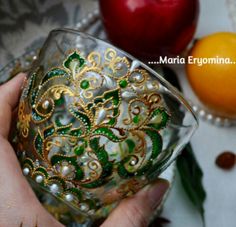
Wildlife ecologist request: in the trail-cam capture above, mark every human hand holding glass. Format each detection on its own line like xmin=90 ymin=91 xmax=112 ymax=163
xmin=0 ymin=73 xmax=169 ymax=226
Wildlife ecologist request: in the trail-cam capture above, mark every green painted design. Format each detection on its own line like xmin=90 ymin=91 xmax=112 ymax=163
xmin=55 ymin=117 xmax=63 ymax=127
xmin=80 ymin=80 xmax=90 ymax=90
xmin=104 ymin=89 xmax=120 ymax=106
xmin=74 ymin=145 xmax=84 ymax=156
xmin=54 ymin=96 xmax=65 ymax=106
xmin=125 ymin=139 xmax=135 ymax=153
xmin=136 ymin=160 xmax=152 ymax=176
xmin=69 ymin=106 xmax=91 ymax=132
xmin=65 ymin=188 xmax=83 ymax=200
xmin=35 ymin=167 xmax=49 ymax=178
xmin=44 ymin=126 xmax=55 ymax=138
xmin=92 ymin=127 xmax=124 ymax=142
xmin=133 ymin=115 xmax=140 ymax=124
xmin=31 ymin=90 xmax=37 ymax=106
xmin=119 ymin=79 xmax=128 ymax=88
xmin=148 ymin=108 xmax=170 ymax=130
xmin=89 ymin=137 xmax=99 ymax=150
xmin=50 ymin=155 xmax=84 ymax=181
xmin=144 ymin=129 xmax=162 ymax=159
xmin=19 ymin=49 xmax=172 ymax=207
xmin=42 ymin=68 xmax=68 ymax=84
xmin=56 ymin=125 xmax=71 ymax=135
xmin=81 ymin=138 xmax=113 ymax=188
xmin=23 ymin=158 xmax=34 ymax=169
xmin=32 ymin=110 xmax=44 ymax=122
xmin=147 ymin=148 xmax=174 ymax=178
xmin=48 ymin=176 xmax=66 ymax=189
xmin=117 ymin=156 xmax=135 ymax=178
xmin=70 ymin=128 xmax=83 ymax=137
xmin=35 ymin=133 xmax=43 ymax=156
xmin=64 ymin=52 xmax=85 ymax=69
xmin=88 ymin=89 xmax=121 ymax=126
xmin=117 ymin=128 xmax=163 ymax=178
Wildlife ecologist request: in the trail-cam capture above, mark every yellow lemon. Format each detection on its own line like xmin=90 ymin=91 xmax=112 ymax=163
xmin=186 ymin=32 xmax=236 ymax=117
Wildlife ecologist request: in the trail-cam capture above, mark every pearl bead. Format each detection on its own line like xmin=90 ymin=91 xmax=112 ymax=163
xmin=35 ymin=175 xmax=43 ymax=183
xmin=130 ymin=160 xmax=137 ymax=166
xmin=35 ymin=160 xmax=40 ymax=167
xmin=192 ymin=105 xmax=198 ymax=112
xmin=23 ymin=167 xmax=30 ymax=176
xmin=141 ymin=176 xmax=146 ymax=181
xmin=207 ymin=114 xmax=213 ymax=122
xmin=88 ymin=209 xmax=95 ymax=215
xmin=215 ymin=117 xmax=222 ymax=126
xmin=79 ymin=203 xmax=89 ymax=212
xmin=61 ymin=166 xmax=71 ymax=176
xmin=50 ymin=183 xmax=59 ymax=194
xmin=130 ymin=60 xmax=140 ymax=72
xmin=199 ymin=110 xmax=206 ymax=118
xmin=65 ymin=193 xmax=74 ymax=202
xmin=42 ymin=100 xmax=50 ymax=109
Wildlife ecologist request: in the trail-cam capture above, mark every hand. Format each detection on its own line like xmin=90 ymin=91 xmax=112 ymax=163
xmin=0 ymin=73 xmax=169 ymax=227
xmin=0 ymin=73 xmax=64 ymax=227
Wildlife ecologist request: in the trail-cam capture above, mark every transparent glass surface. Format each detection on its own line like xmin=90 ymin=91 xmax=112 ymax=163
xmin=15 ymin=28 xmax=198 ymax=226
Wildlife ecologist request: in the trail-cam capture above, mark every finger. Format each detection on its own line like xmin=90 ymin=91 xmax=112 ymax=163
xmin=102 ymin=179 xmax=169 ymax=227
xmin=0 ymin=73 xmax=26 ymax=138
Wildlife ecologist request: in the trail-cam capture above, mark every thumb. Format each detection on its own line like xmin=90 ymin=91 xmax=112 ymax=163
xmin=102 ymin=179 xmax=169 ymax=227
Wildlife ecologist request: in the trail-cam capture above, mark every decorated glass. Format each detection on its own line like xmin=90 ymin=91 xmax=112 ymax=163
xmin=15 ymin=28 xmax=198 ymax=225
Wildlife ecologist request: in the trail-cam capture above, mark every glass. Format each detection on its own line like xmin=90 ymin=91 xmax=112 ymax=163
xmin=15 ymin=28 xmax=198 ymax=226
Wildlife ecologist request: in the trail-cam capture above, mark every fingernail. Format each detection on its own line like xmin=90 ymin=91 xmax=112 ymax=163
xmin=147 ymin=179 xmax=169 ymax=210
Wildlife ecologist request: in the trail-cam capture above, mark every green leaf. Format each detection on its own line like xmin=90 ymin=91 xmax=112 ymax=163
xmin=176 ymin=144 xmax=206 ymax=226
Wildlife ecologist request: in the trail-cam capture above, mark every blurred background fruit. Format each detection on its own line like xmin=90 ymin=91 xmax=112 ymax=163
xmin=99 ymin=0 xmax=199 ymax=60
xmin=186 ymin=32 xmax=236 ymax=118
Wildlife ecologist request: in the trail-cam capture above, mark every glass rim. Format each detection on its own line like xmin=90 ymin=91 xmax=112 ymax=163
xmin=46 ymin=28 xmax=199 ymax=127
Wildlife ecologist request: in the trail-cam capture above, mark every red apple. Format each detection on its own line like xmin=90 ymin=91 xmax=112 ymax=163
xmin=99 ymin=0 xmax=199 ymax=60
